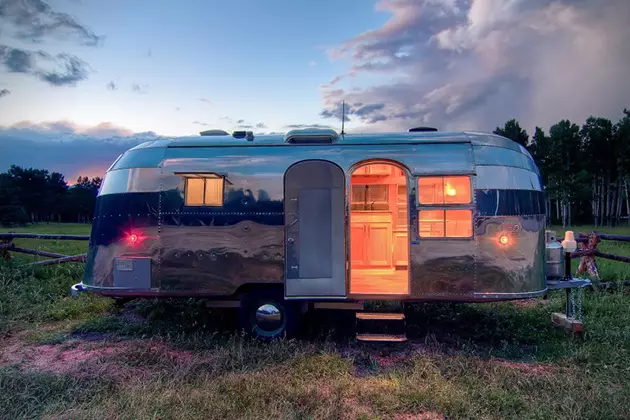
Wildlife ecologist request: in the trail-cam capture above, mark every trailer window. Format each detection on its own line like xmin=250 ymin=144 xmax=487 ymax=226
xmin=184 ymin=175 xmax=224 ymax=206
xmin=419 ymin=209 xmax=472 ymax=238
xmin=418 ymin=176 xmax=471 ymax=205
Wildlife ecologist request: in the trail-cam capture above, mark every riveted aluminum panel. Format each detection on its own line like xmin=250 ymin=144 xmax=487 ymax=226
xmin=475 ymin=166 xmax=542 ymax=191
xmin=473 ymin=145 xmax=539 ymax=174
xmin=112 ymin=257 xmax=152 ymax=289
xmin=474 ymin=215 xmax=546 ymax=295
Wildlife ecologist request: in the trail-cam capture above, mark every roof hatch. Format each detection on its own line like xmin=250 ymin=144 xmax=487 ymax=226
xmin=409 ymin=126 xmax=438 ymax=132
xmin=284 ymin=128 xmax=339 ymax=144
xmin=200 ymin=129 xmax=230 ymax=136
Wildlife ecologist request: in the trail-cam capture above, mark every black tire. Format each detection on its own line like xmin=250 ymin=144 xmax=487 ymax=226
xmin=239 ymin=291 xmax=300 ymax=340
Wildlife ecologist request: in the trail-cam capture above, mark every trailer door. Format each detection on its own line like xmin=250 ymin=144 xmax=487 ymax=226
xmin=284 ymin=160 xmax=346 ymax=297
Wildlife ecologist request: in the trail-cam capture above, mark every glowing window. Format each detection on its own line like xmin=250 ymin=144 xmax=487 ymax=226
xmin=419 ymin=209 xmax=445 ymax=237
xmin=418 ymin=176 xmax=471 ymax=205
xmin=184 ymin=175 xmax=224 ymax=206
xmin=445 ymin=209 xmax=473 ymax=237
xmin=419 ymin=209 xmax=473 ymax=238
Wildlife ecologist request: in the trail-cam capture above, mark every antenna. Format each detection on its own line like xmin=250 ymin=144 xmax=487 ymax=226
xmin=341 ymin=100 xmax=346 ymax=136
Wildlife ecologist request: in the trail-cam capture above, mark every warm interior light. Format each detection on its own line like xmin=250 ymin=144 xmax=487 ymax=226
xmin=445 ymin=185 xmax=457 ymax=196
xmin=499 ymin=234 xmax=510 ymax=245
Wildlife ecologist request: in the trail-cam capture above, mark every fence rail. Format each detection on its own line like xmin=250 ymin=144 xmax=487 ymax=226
xmin=0 ymin=232 xmax=88 ymax=266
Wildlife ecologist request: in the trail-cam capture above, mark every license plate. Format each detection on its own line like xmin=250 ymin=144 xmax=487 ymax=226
xmin=115 ymin=259 xmax=134 ymax=271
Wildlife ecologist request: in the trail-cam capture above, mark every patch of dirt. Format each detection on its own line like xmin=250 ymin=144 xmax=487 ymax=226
xmin=342 ymin=397 xmax=373 ymax=419
xmin=394 ymin=412 xmax=445 ymax=420
xmin=494 ymin=359 xmax=558 ymax=376
xmin=0 ymin=335 xmax=199 ymax=381
xmin=511 ymin=298 xmax=551 ymax=308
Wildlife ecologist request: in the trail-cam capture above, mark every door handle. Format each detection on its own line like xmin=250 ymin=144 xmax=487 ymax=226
xmin=287 ymin=237 xmax=295 ymax=244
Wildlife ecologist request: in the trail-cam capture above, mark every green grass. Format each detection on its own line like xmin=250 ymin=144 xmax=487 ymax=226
xmin=0 ymin=223 xmax=629 ymax=419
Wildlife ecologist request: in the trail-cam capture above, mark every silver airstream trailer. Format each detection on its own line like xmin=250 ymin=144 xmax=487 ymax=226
xmin=72 ymin=127 xmax=577 ymax=340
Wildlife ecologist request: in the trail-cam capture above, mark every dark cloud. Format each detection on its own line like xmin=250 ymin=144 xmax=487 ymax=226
xmin=106 ymin=81 xmax=116 ymax=90
xmin=0 ymin=88 xmax=10 ymax=98
xmin=2 ymin=47 xmax=34 ymax=72
xmin=0 ymin=46 xmax=89 ymax=86
xmin=285 ymin=124 xmax=334 ymax=129
xmin=131 ymin=83 xmax=148 ymax=94
xmin=37 ymin=53 xmax=88 ymax=86
xmin=0 ymin=121 xmax=160 ymax=180
xmin=0 ymin=0 xmax=104 ymax=46
xmin=322 ymin=0 xmax=630 ymax=131
xmin=256 ymin=122 xmax=267 ymax=129
xmin=236 ymin=119 xmax=245 ymax=124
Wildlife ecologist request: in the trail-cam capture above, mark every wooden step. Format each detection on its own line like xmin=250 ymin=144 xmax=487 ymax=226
xmin=356 ymin=312 xmax=405 ymax=321
xmin=356 ymin=333 xmax=407 ymax=343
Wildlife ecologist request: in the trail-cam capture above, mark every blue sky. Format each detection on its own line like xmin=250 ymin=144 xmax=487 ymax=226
xmin=0 ymin=0 xmax=388 ymax=135
xmin=1 ymin=0 xmax=629 ymax=180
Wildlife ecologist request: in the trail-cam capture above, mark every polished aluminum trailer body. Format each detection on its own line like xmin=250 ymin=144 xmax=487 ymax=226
xmin=80 ymin=130 xmax=546 ymax=302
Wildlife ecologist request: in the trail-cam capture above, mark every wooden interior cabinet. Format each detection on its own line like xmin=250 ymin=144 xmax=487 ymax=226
xmin=368 ymin=164 xmax=392 ymax=176
xmin=393 ymin=232 xmax=409 ymax=266
xmin=350 ymin=214 xmax=392 ymax=268
xmin=353 ymin=164 xmax=392 ymax=176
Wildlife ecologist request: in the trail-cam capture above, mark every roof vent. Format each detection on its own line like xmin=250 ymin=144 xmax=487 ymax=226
xmin=200 ymin=129 xmax=230 ymax=136
xmin=233 ymin=130 xmax=254 ymax=141
xmin=408 ymin=127 xmax=438 ymax=132
xmin=284 ymin=128 xmax=339 ymax=144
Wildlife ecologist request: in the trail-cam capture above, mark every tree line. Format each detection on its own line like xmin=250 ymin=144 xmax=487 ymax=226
xmin=495 ymin=109 xmax=630 ymax=228
xmin=0 ymin=165 xmax=101 ymax=227
xmin=1 ymin=109 xmax=629 ymax=227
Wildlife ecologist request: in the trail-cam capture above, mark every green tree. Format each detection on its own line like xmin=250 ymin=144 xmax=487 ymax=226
xmin=494 ymin=119 xmax=529 ymax=147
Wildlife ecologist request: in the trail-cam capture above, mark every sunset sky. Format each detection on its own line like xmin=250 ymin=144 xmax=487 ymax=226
xmin=1 ymin=0 xmax=629 ymax=181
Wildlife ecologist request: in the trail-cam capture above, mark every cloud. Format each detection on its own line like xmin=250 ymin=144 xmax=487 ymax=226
xmin=321 ymin=0 xmax=630 ymax=132
xmin=0 ymin=46 xmax=89 ymax=86
xmin=131 ymin=83 xmax=148 ymax=94
xmin=284 ymin=124 xmax=334 ymax=129
xmin=106 ymin=81 xmax=116 ymax=90
xmin=0 ymin=89 xmax=10 ymax=98
xmin=197 ymin=97 xmax=213 ymax=105
xmin=0 ymin=120 xmax=161 ymax=180
xmin=237 ymin=125 xmax=253 ymax=129
xmin=175 ymin=107 xmax=181 ymax=111
xmin=236 ymin=119 xmax=245 ymax=124
xmin=256 ymin=122 xmax=267 ymax=129
xmin=192 ymin=121 xmax=211 ymax=126
xmin=2 ymin=47 xmax=33 ymax=72
xmin=0 ymin=0 xmax=104 ymax=46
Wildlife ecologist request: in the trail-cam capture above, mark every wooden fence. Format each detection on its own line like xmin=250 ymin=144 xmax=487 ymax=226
xmin=0 ymin=233 xmax=89 ymax=267
xmin=562 ymin=231 xmax=630 ymax=285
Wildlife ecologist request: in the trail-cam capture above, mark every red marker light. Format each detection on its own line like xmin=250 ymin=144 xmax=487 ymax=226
xmin=129 ymin=234 xmax=138 ymax=243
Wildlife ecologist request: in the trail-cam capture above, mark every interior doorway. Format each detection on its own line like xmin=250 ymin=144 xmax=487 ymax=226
xmin=349 ymin=162 xmax=409 ymax=295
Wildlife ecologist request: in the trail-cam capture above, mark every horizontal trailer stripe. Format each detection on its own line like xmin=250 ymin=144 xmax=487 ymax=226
xmin=476 ymin=189 xmax=545 ymax=216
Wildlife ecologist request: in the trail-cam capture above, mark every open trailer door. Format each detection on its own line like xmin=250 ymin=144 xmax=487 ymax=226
xmin=284 ymin=160 xmax=346 ymax=298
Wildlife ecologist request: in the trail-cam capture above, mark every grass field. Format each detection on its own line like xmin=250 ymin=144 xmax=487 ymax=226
xmin=1 ymin=223 xmax=629 ymax=419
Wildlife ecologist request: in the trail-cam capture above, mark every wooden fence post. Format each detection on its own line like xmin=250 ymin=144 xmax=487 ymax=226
xmin=576 ymin=233 xmax=600 ymax=279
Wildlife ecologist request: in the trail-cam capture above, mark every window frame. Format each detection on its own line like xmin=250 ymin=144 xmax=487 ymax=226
xmin=416 ymin=175 xmax=475 ymax=240
xmin=180 ymin=173 xmax=226 ymax=207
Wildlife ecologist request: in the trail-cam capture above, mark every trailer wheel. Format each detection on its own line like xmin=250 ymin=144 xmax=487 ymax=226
xmin=239 ymin=292 xmax=299 ymax=340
